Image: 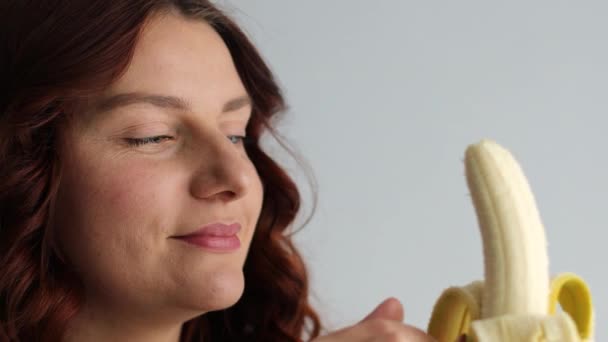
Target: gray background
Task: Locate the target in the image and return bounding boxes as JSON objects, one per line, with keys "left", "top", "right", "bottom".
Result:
{"left": 221, "top": 0, "right": 605, "bottom": 339}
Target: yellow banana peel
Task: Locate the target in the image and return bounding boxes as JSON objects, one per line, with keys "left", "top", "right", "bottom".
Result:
{"left": 427, "top": 139, "right": 595, "bottom": 342}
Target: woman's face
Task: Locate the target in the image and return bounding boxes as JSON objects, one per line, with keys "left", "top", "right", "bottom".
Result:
{"left": 53, "top": 11, "right": 263, "bottom": 323}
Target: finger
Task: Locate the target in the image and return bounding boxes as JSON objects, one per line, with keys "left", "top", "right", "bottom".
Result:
{"left": 366, "top": 329, "right": 437, "bottom": 342}
{"left": 403, "top": 324, "right": 438, "bottom": 342}
{"left": 361, "top": 297, "right": 405, "bottom": 323}
{"left": 361, "top": 322, "right": 437, "bottom": 341}
{"left": 316, "top": 319, "right": 435, "bottom": 341}
{"left": 327, "top": 319, "right": 406, "bottom": 340}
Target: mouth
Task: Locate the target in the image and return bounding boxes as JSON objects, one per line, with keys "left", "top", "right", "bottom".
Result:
{"left": 173, "top": 234, "right": 241, "bottom": 252}
{"left": 171, "top": 222, "right": 242, "bottom": 252}
{"left": 172, "top": 222, "right": 241, "bottom": 238}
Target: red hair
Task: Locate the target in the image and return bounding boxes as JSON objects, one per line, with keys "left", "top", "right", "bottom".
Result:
{"left": 0, "top": 1, "right": 321, "bottom": 341}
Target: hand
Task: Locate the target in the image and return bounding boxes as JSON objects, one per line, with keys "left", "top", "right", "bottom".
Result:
{"left": 312, "top": 297, "right": 436, "bottom": 341}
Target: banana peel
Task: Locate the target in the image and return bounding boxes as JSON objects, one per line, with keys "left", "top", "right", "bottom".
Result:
{"left": 427, "top": 140, "right": 595, "bottom": 342}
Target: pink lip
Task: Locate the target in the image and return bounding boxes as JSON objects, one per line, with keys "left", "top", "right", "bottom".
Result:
{"left": 172, "top": 222, "right": 241, "bottom": 252}
{"left": 175, "top": 234, "right": 241, "bottom": 251}
{"left": 181, "top": 222, "right": 241, "bottom": 237}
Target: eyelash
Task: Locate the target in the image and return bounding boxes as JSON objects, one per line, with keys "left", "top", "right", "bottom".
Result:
{"left": 124, "top": 135, "right": 252, "bottom": 147}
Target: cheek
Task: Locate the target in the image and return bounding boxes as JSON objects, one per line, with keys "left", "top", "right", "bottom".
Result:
{"left": 54, "top": 157, "right": 175, "bottom": 277}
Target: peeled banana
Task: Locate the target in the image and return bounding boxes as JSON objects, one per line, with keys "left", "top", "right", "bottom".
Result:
{"left": 426, "top": 140, "right": 595, "bottom": 342}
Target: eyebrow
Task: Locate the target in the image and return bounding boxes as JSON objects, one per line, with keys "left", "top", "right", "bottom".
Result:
{"left": 92, "top": 92, "right": 252, "bottom": 115}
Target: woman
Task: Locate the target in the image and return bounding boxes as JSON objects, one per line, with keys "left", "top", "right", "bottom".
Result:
{"left": 0, "top": 1, "right": 435, "bottom": 341}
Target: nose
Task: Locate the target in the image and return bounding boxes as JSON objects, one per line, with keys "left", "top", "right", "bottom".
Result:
{"left": 188, "top": 131, "right": 254, "bottom": 202}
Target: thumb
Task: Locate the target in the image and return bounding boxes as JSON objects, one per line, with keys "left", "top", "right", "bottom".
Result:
{"left": 361, "top": 297, "right": 405, "bottom": 323}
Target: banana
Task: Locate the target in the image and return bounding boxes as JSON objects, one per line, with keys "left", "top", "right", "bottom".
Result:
{"left": 426, "top": 139, "right": 595, "bottom": 342}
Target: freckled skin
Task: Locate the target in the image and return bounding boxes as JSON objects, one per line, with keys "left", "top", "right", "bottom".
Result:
{"left": 53, "top": 11, "right": 264, "bottom": 342}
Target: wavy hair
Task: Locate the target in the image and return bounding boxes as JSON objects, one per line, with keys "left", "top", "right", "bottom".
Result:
{"left": 0, "top": 1, "right": 321, "bottom": 341}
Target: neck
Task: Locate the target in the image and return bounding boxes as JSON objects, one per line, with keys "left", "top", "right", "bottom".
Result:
{"left": 62, "top": 302, "right": 188, "bottom": 342}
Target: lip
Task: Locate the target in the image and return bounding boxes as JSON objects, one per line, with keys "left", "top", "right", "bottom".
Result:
{"left": 174, "top": 222, "right": 241, "bottom": 238}
{"left": 171, "top": 222, "right": 242, "bottom": 252}
{"left": 175, "top": 234, "right": 241, "bottom": 251}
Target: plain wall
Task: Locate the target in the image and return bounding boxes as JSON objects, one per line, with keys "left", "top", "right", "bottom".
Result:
{"left": 221, "top": 0, "right": 605, "bottom": 339}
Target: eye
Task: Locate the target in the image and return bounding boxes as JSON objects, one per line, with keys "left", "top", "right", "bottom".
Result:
{"left": 125, "top": 135, "right": 174, "bottom": 147}
{"left": 228, "top": 135, "right": 254, "bottom": 146}
{"left": 124, "top": 135, "right": 254, "bottom": 148}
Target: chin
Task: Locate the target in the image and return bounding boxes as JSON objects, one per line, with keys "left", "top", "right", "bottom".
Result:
{"left": 178, "top": 268, "right": 246, "bottom": 313}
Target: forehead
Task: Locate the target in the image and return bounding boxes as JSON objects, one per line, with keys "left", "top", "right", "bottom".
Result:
{"left": 93, "top": 11, "right": 246, "bottom": 116}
